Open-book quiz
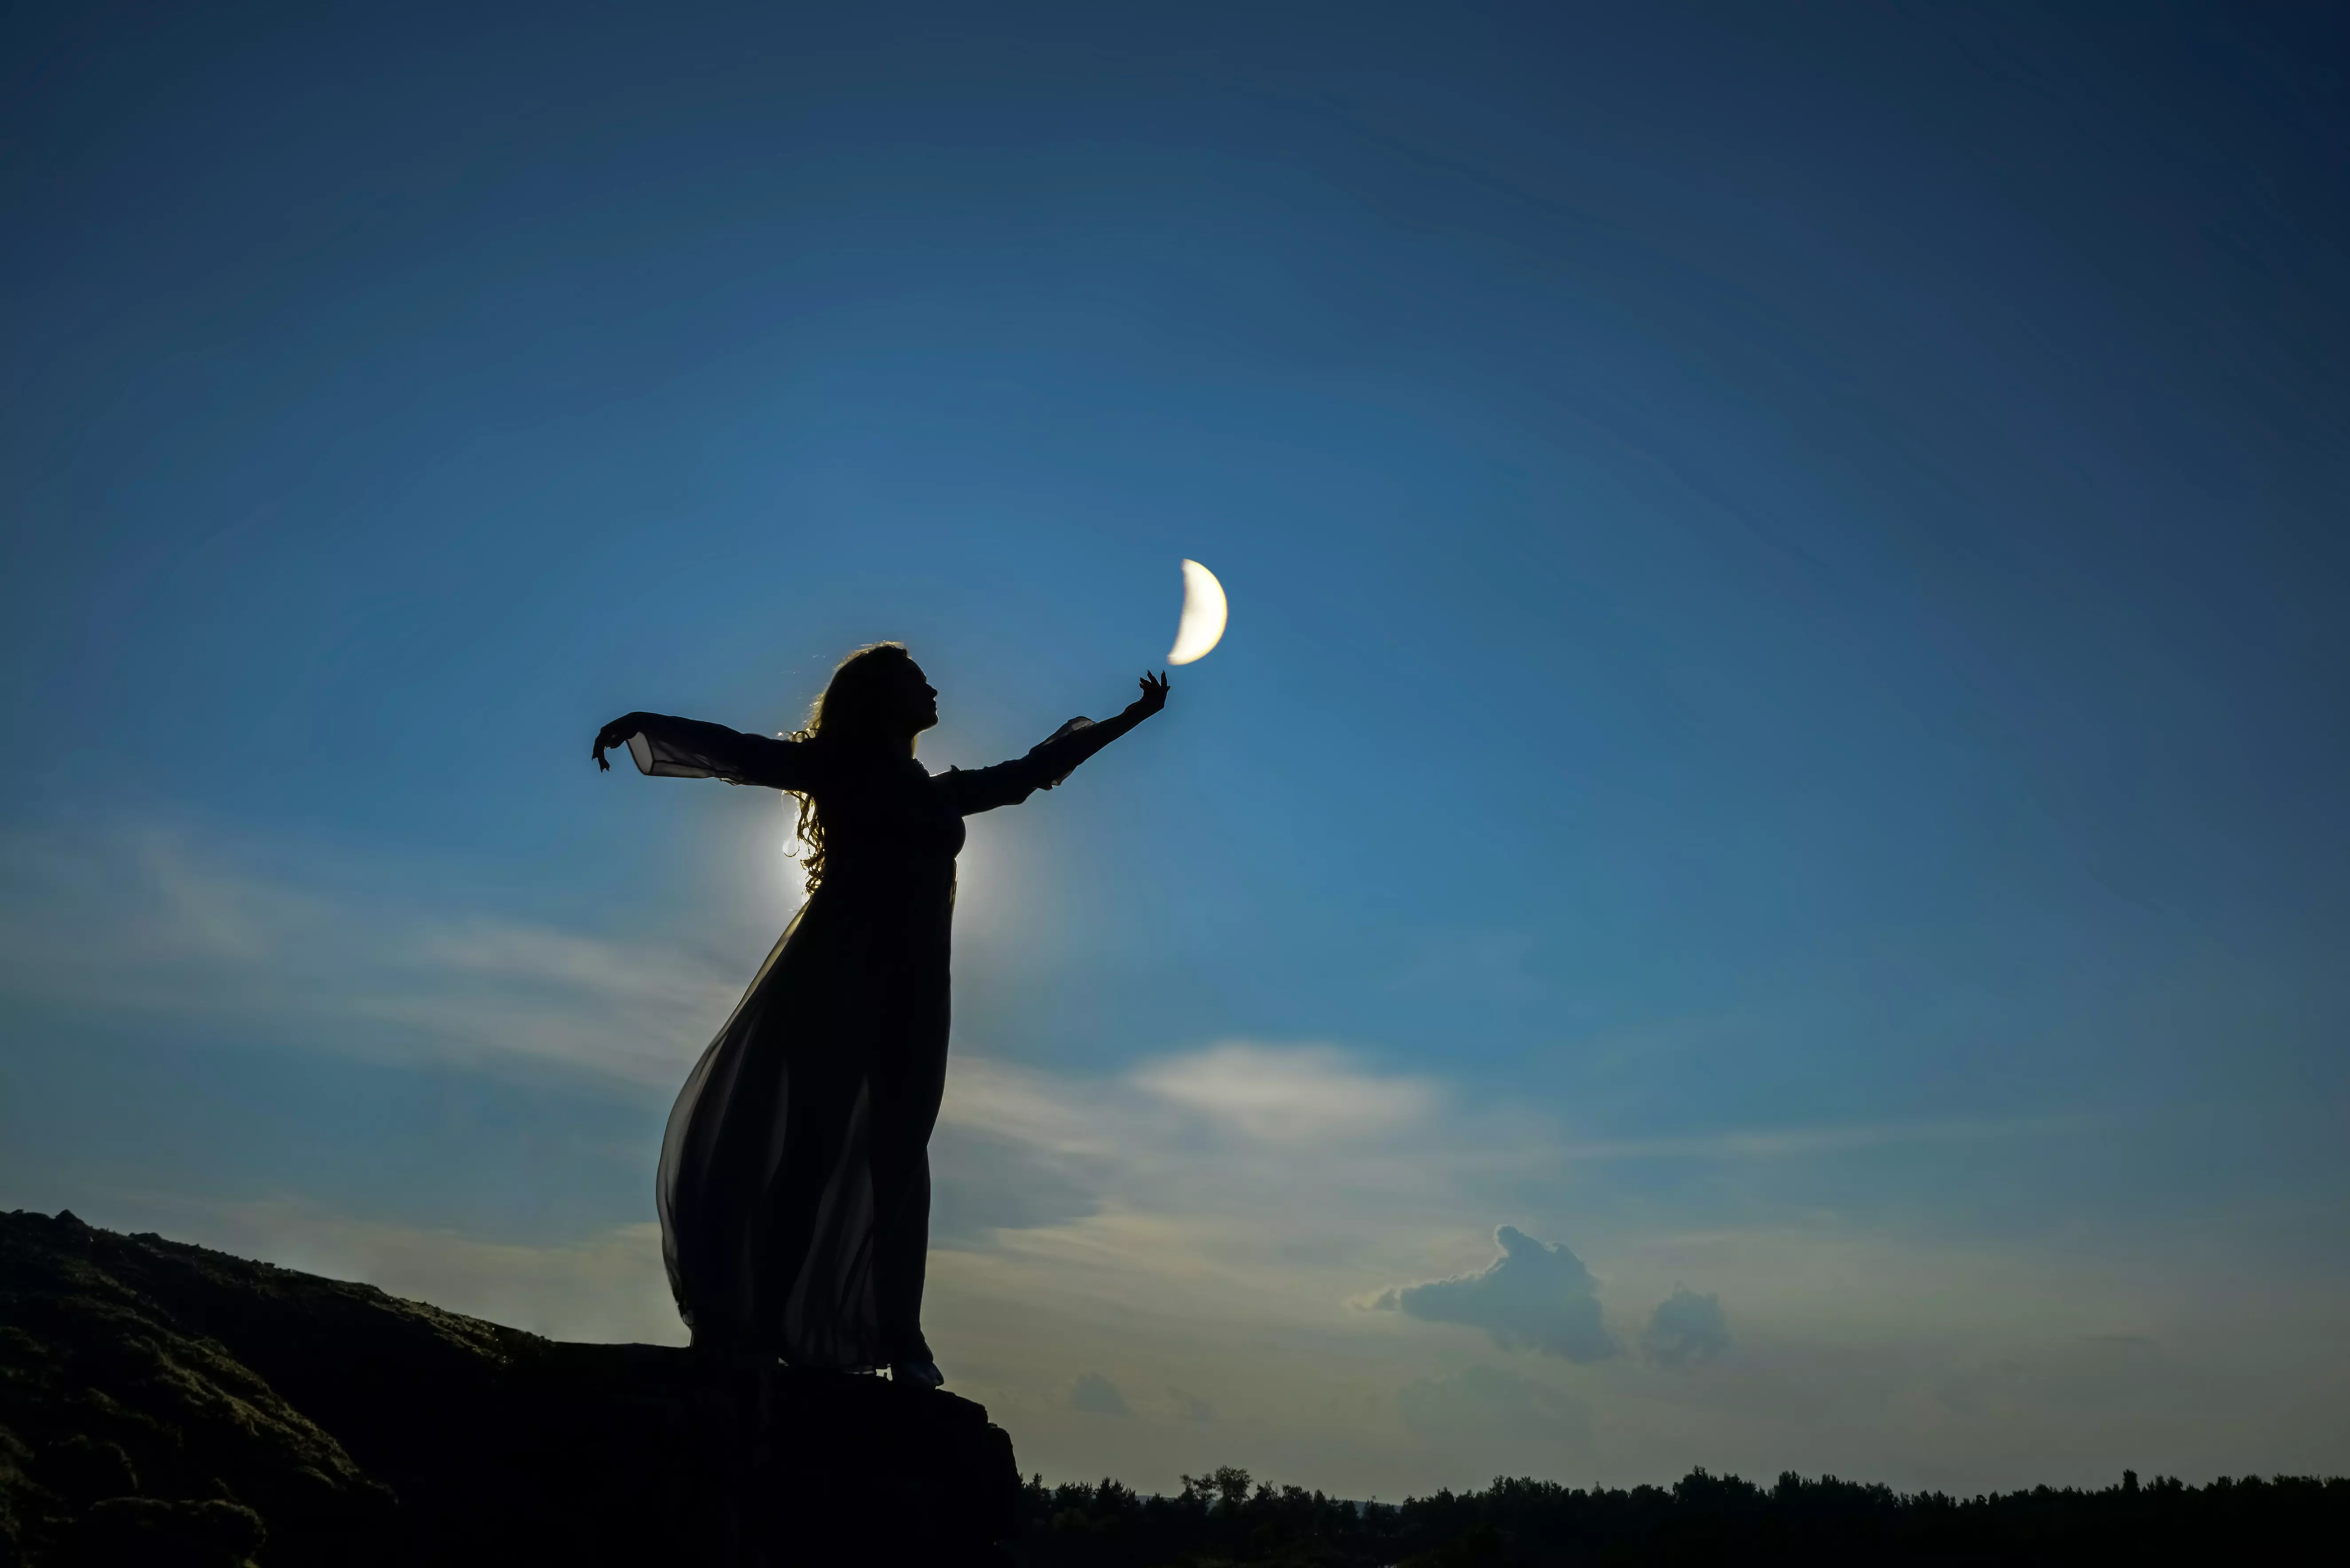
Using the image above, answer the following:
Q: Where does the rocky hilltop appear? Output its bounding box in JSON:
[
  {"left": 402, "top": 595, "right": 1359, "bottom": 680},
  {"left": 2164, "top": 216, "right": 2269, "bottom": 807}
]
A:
[{"left": 0, "top": 1209, "right": 1019, "bottom": 1566}]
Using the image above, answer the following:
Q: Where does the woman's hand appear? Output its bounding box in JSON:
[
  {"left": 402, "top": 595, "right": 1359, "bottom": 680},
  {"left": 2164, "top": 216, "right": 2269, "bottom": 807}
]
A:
[
  {"left": 592, "top": 713, "right": 646, "bottom": 772},
  {"left": 1133, "top": 671, "right": 1170, "bottom": 717}
]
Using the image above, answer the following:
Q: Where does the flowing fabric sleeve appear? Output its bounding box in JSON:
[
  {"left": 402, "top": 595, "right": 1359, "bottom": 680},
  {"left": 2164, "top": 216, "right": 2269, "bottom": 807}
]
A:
[
  {"left": 619, "top": 714, "right": 820, "bottom": 791},
  {"left": 939, "top": 718, "right": 1102, "bottom": 816}
]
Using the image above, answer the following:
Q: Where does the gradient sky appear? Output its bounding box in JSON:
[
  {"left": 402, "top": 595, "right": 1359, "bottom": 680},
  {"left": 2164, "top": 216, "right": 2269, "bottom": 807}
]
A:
[{"left": 6, "top": 0, "right": 2348, "bottom": 1498}]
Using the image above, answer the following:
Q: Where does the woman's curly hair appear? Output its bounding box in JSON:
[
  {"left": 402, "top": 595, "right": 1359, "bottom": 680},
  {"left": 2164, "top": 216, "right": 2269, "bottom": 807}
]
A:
[{"left": 785, "top": 641, "right": 913, "bottom": 894}]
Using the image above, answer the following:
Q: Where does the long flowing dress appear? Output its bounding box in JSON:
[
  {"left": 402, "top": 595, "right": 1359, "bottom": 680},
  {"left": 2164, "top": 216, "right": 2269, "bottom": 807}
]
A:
[{"left": 617, "top": 712, "right": 1098, "bottom": 1369}]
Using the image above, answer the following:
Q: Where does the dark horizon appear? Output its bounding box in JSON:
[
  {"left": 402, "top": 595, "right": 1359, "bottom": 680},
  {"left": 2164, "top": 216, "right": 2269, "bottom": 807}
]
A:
[{"left": 13, "top": 1204, "right": 2341, "bottom": 1566}]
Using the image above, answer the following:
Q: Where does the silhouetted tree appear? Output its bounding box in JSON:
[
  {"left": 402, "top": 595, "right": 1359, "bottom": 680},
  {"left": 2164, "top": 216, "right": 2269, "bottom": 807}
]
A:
[{"left": 1013, "top": 1464, "right": 2349, "bottom": 1567}]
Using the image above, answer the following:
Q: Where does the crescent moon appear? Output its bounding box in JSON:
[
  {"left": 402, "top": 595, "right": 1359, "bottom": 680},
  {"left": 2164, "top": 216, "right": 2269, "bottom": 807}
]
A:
[{"left": 1167, "top": 559, "right": 1228, "bottom": 665}]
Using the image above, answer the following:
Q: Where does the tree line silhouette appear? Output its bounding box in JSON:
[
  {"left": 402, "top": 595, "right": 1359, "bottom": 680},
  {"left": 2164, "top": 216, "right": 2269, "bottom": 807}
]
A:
[{"left": 1013, "top": 1464, "right": 2344, "bottom": 1565}]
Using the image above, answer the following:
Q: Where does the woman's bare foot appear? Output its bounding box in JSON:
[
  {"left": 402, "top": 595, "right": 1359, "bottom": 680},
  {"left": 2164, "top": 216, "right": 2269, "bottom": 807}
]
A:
[{"left": 890, "top": 1360, "right": 944, "bottom": 1389}]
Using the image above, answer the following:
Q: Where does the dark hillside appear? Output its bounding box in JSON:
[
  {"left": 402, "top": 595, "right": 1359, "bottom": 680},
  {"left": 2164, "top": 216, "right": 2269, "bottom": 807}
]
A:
[{"left": 0, "top": 1209, "right": 1019, "bottom": 1566}]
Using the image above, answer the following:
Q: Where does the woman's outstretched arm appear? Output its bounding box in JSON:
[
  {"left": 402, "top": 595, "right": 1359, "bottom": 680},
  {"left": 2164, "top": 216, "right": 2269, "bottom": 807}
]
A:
[
  {"left": 592, "top": 712, "right": 816, "bottom": 790},
  {"left": 946, "top": 673, "right": 1169, "bottom": 815}
]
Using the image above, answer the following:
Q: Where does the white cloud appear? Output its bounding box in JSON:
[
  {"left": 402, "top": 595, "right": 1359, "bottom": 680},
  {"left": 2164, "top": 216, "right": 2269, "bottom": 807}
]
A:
[{"left": 1370, "top": 1227, "right": 1617, "bottom": 1361}]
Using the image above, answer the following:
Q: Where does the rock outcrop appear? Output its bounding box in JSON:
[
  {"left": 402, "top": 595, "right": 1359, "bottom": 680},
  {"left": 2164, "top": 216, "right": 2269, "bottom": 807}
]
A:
[{"left": 0, "top": 1209, "right": 1019, "bottom": 1566}]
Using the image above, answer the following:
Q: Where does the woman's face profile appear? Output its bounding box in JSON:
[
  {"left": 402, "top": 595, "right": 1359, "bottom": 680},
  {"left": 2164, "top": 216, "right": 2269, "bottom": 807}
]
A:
[{"left": 899, "top": 660, "right": 940, "bottom": 733}]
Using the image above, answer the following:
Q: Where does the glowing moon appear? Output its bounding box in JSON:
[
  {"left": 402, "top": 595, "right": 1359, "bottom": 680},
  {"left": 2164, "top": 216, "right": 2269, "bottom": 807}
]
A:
[{"left": 1167, "top": 559, "right": 1228, "bottom": 665}]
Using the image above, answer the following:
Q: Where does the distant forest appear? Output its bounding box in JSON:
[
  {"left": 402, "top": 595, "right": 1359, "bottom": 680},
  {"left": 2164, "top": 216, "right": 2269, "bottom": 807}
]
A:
[{"left": 1011, "top": 1466, "right": 2345, "bottom": 1566}]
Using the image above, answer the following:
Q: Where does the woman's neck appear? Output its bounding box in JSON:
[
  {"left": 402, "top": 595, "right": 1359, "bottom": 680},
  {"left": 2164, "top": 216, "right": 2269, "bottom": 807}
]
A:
[{"left": 830, "top": 731, "right": 918, "bottom": 761}]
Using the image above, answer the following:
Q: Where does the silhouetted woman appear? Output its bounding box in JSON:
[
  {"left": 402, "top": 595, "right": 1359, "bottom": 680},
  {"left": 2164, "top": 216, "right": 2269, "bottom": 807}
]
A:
[{"left": 594, "top": 646, "right": 1167, "bottom": 1386}]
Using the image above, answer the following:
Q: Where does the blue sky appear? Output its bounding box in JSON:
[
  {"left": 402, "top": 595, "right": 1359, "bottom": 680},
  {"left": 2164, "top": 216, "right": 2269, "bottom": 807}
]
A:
[{"left": 5, "top": 0, "right": 2348, "bottom": 1495}]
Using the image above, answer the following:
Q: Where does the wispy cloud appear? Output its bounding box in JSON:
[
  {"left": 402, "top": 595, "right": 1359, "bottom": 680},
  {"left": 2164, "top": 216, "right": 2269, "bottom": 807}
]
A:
[
  {"left": 933, "top": 1042, "right": 1556, "bottom": 1326},
  {"left": 1557, "top": 1116, "right": 2091, "bottom": 1162},
  {"left": 1132, "top": 1042, "right": 1436, "bottom": 1142},
  {"left": 1641, "top": 1286, "right": 1730, "bottom": 1368},
  {"left": 58, "top": 1191, "right": 684, "bottom": 1347},
  {"left": 0, "top": 820, "right": 744, "bottom": 1084},
  {"left": 1396, "top": 1364, "right": 1590, "bottom": 1445},
  {"left": 358, "top": 917, "right": 746, "bottom": 1083},
  {"left": 1167, "top": 1386, "right": 1220, "bottom": 1423},
  {"left": 1069, "top": 1371, "right": 1131, "bottom": 1416}
]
